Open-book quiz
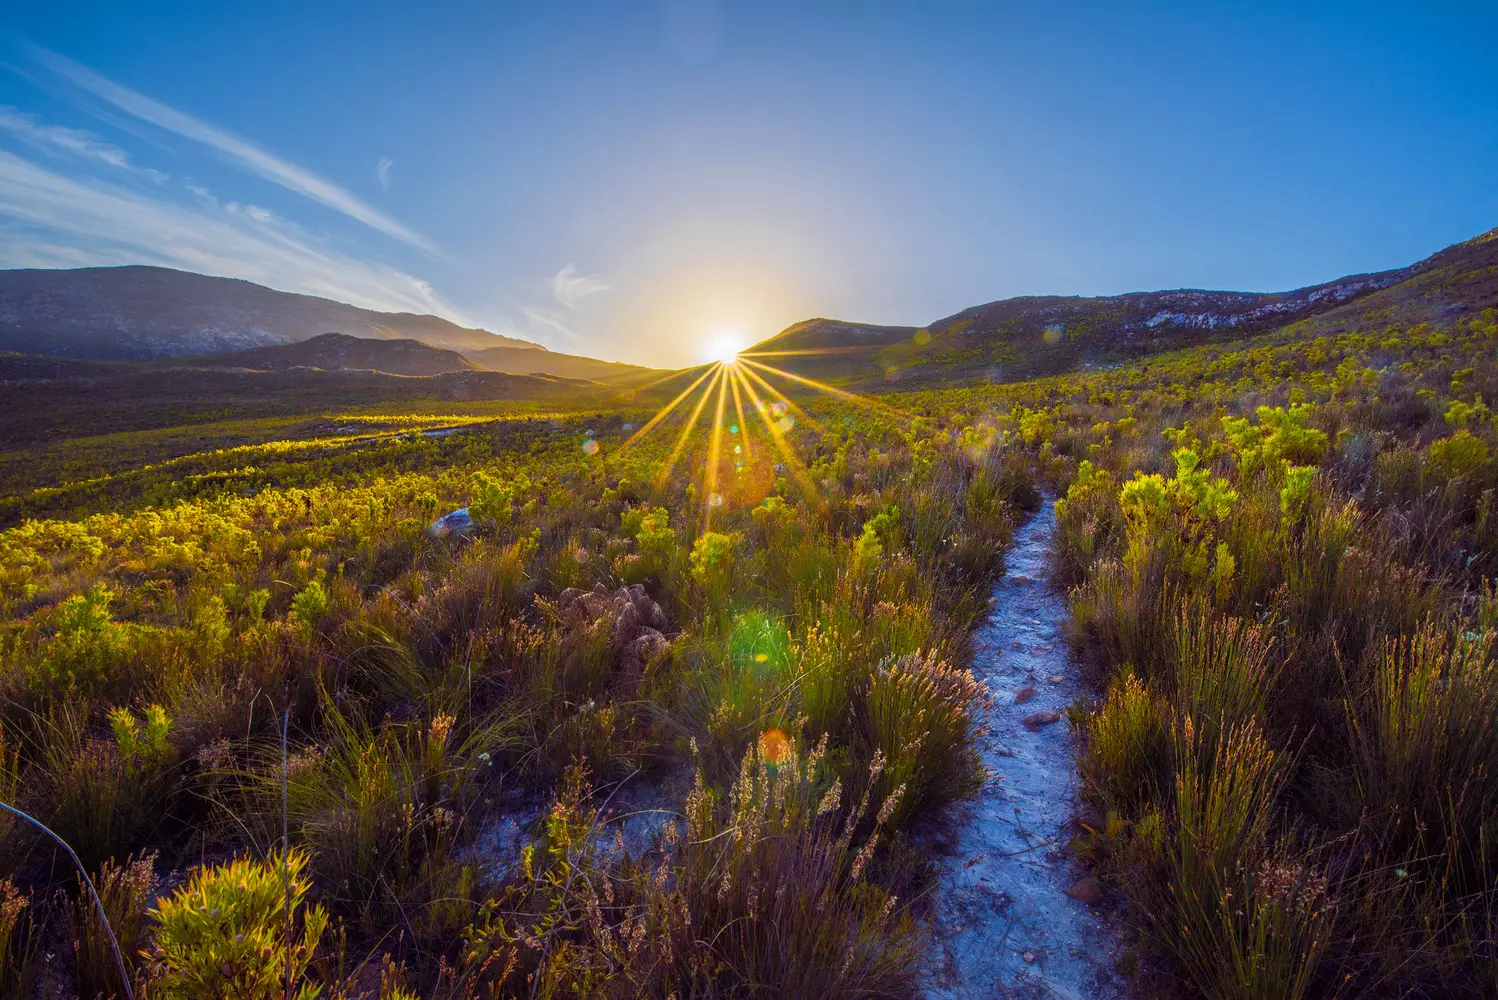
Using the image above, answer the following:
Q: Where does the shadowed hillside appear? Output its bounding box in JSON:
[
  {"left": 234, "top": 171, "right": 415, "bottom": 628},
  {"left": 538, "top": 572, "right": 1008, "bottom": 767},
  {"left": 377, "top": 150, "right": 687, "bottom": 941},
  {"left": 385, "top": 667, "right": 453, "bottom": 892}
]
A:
[
  {"left": 192, "top": 332, "right": 482, "bottom": 376},
  {"left": 0, "top": 365, "right": 610, "bottom": 447}
]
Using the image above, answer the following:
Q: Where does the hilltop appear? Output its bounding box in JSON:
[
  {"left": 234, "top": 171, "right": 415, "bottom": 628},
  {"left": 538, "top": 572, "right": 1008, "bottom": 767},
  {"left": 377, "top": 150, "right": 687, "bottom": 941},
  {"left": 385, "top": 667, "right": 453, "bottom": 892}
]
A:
[{"left": 464, "top": 344, "right": 653, "bottom": 384}]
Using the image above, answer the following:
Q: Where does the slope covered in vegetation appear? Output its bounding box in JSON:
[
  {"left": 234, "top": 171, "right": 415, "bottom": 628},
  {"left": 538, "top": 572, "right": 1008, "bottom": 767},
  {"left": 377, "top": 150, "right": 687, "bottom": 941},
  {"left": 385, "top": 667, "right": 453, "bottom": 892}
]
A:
[{"left": 0, "top": 371, "right": 1033, "bottom": 996}]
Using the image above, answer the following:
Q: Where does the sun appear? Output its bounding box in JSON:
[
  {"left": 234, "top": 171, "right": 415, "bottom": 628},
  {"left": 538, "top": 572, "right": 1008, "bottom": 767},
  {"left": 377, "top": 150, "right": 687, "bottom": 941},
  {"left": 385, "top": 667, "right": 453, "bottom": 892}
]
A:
[{"left": 706, "top": 331, "right": 746, "bottom": 366}]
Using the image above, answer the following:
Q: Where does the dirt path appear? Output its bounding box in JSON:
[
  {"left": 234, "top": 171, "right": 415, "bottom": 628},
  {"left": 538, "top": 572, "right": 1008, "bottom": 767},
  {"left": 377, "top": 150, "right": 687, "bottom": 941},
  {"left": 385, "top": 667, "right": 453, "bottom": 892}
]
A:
[{"left": 923, "top": 497, "right": 1126, "bottom": 999}]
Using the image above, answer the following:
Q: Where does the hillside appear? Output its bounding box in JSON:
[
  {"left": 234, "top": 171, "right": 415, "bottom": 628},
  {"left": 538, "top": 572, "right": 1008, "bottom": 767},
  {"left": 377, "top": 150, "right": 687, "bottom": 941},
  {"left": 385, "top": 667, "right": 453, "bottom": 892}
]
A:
[
  {"left": 193, "top": 332, "right": 481, "bottom": 376},
  {"left": 464, "top": 344, "right": 654, "bottom": 383},
  {"left": 745, "top": 228, "right": 1498, "bottom": 389},
  {"left": 0, "top": 265, "right": 545, "bottom": 359}
]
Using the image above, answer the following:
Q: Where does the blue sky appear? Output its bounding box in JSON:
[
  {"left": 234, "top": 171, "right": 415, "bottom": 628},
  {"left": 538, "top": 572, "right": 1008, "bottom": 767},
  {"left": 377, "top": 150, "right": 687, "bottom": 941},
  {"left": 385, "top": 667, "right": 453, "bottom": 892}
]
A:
[{"left": 1, "top": 2, "right": 1495, "bottom": 367}]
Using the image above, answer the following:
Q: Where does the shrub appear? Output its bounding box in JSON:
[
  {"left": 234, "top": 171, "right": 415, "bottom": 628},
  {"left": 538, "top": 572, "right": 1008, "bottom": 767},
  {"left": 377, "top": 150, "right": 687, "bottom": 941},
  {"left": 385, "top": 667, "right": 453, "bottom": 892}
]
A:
[
  {"left": 689, "top": 530, "right": 735, "bottom": 610},
  {"left": 1427, "top": 429, "right": 1490, "bottom": 480},
  {"left": 290, "top": 578, "right": 329, "bottom": 633},
  {"left": 146, "top": 850, "right": 327, "bottom": 1000},
  {"left": 1053, "top": 459, "right": 1123, "bottom": 585},
  {"left": 469, "top": 468, "right": 528, "bottom": 528}
]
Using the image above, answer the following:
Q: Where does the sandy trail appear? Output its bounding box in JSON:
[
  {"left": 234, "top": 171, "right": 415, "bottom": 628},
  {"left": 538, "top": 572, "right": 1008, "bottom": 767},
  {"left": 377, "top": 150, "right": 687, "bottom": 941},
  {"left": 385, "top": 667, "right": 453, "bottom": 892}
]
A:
[{"left": 923, "top": 497, "right": 1125, "bottom": 999}]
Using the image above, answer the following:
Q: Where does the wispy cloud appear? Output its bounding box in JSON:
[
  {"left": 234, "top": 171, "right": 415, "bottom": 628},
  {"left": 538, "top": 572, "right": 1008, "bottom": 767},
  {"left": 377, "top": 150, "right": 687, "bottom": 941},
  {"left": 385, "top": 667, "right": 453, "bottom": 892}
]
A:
[
  {"left": 29, "top": 46, "right": 437, "bottom": 254},
  {"left": 522, "top": 304, "right": 585, "bottom": 344},
  {"left": 377, "top": 155, "right": 393, "bottom": 192},
  {"left": 551, "top": 263, "right": 609, "bottom": 309},
  {"left": 0, "top": 104, "right": 168, "bottom": 182},
  {"left": 0, "top": 148, "right": 468, "bottom": 320}
]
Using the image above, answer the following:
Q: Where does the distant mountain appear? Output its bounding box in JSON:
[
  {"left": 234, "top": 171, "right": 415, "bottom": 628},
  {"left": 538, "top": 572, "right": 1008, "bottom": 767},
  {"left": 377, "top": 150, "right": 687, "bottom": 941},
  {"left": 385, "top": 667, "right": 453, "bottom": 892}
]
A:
[
  {"left": 464, "top": 344, "right": 653, "bottom": 384},
  {"left": 0, "top": 266, "right": 545, "bottom": 359},
  {"left": 194, "top": 332, "right": 481, "bottom": 376},
  {"left": 745, "top": 227, "right": 1498, "bottom": 389}
]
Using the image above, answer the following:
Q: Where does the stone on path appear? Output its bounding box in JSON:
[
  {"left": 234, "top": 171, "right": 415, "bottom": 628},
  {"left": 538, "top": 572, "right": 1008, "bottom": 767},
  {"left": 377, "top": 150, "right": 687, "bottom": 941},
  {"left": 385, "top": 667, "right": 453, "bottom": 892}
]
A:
[
  {"left": 1022, "top": 709, "right": 1063, "bottom": 731},
  {"left": 1066, "top": 877, "right": 1105, "bottom": 906}
]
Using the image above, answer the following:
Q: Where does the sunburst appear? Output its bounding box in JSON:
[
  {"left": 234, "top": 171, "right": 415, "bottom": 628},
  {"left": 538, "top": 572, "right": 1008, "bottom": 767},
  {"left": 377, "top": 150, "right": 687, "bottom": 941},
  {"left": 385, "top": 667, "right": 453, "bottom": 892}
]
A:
[{"left": 615, "top": 344, "right": 907, "bottom": 530}]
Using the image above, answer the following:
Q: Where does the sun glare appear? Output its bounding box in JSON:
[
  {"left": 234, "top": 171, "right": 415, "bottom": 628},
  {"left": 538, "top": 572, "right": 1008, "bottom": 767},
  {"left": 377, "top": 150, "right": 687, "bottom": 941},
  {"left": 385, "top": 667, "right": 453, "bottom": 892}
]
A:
[
  {"left": 619, "top": 334, "right": 908, "bottom": 534},
  {"left": 706, "top": 332, "right": 746, "bottom": 366}
]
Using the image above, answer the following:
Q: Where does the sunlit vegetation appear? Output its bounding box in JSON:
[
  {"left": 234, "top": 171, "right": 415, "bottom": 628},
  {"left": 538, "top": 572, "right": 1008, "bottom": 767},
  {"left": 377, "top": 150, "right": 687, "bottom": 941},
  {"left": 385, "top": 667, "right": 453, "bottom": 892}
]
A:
[
  {"left": 1031, "top": 310, "right": 1498, "bottom": 997},
  {"left": 0, "top": 365, "right": 1033, "bottom": 996},
  {"left": 5, "top": 300, "right": 1498, "bottom": 997}
]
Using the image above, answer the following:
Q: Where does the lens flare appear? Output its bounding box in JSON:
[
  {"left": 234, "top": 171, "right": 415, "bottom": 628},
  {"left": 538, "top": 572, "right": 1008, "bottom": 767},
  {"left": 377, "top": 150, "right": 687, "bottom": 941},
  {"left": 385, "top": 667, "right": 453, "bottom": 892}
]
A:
[
  {"left": 617, "top": 347, "right": 909, "bottom": 519},
  {"left": 758, "top": 728, "right": 791, "bottom": 766}
]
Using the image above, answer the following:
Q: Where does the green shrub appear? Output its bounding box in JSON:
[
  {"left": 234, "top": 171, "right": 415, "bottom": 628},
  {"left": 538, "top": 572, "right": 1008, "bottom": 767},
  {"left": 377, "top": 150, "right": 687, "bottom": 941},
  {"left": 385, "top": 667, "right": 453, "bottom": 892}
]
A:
[
  {"left": 289, "top": 578, "right": 328, "bottom": 633},
  {"left": 469, "top": 468, "right": 529, "bottom": 528},
  {"left": 146, "top": 850, "right": 327, "bottom": 1000},
  {"left": 1427, "top": 429, "right": 1490, "bottom": 480}
]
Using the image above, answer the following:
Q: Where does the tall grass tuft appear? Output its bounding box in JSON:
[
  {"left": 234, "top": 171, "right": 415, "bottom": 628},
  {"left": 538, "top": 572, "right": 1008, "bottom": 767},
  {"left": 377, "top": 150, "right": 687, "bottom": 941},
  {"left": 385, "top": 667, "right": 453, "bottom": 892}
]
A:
[
  {"left": 1171, "top": 605, "right": 1277, "bottom": 748},
  {"left": 863, "top": 649, "right": 990, "bottom": 824},
  {"left": 1079, "top": 667, "right": 1171, "bottom": 819},
  {"left": 0, "top": 879, "right": 41, "bottom": 1000},
  {"left": 1351, "top": 624, "right": 1498, "bottom": 895},
  {"left": 1161, "top": 719, "right": 1331, "bottom": 1000},
  {"left": 70, "top": 852, "right": 157, "bottom": 1000}
]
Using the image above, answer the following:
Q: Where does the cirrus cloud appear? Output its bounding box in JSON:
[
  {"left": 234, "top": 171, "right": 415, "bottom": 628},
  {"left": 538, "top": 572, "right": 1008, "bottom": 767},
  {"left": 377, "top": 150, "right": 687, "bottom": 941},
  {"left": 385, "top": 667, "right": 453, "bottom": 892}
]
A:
[
  {"left": 0, "top": 147, "right": 469, "bottom": 320},
  {"left": 551, "top": 263, "right": 609, "bottom": 309}
]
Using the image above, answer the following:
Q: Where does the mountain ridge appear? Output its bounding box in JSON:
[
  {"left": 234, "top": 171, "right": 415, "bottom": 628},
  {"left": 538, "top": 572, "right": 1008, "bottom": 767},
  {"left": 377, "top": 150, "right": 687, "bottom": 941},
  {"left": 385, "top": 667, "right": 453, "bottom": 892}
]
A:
[
  {"left": 0, "top": 265, "right": 545, "bottom": 359},
  {"left": 745, "top": 226, "right": 1498, "bottom": 388}
]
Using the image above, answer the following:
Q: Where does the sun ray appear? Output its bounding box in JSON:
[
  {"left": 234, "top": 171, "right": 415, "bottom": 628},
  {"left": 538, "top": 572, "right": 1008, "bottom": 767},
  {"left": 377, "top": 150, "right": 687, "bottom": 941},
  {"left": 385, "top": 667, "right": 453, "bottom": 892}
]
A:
[
  {"left": 620, "top": 363, "right": 717, "bottom": 452},
  {"left": 727, "top": 366, "right": 753, "bottom": 461},
  {"left": 656, "top": 364, "right": 722, "bottom": 486},
  {"left": 740, "top": 357, "right": 910, "bottom": 419},
  {"left": 739, "top": 346, "right": 873, "bottom": 358},
  {"left": 703, "top": 365, "right": 730, "bottom": 530},
  {"left": 736, "top": 361, "right": 823, "bottom": 433},
  {"left": 735, "top": 365, "right": 822, "bottom": 504},
  {"left": 627, "top": 362, "right": 716, "bottom": 396}
]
